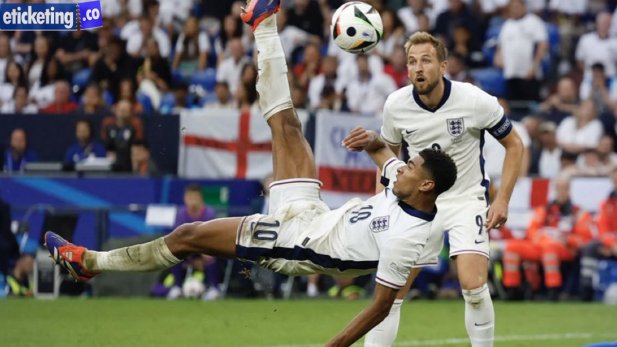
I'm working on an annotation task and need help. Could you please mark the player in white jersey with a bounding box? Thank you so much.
[43,3,458,345]
[364,32,524,347]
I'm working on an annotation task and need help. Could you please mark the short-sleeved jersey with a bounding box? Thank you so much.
[242,158,436,290]
[380,79,512,201]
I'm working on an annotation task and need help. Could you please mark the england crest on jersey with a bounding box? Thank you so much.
[447,118,465,137]
[369,216,390,233]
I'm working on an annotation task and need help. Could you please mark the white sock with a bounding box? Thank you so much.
[364,298,403,347]
[85,237,181,272]
[462,284,495,347]
[253,15,292,120]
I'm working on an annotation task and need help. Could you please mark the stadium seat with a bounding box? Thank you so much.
[72,68,92,92]
[470,67,506,98]
[482,21,503,64]
[190,68,217,93]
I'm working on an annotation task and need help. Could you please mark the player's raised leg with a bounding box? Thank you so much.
[45,217,243,281]
[242,0,317,182]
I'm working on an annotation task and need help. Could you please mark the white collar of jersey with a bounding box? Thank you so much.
[412,77,452,113]
[397,200,436,221]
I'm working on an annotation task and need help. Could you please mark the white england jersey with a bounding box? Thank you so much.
[380,79,512,201]
[237,158,436,290]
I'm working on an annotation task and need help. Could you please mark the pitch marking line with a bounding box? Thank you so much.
[247,332,616,347]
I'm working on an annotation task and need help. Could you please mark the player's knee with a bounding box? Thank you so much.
[462,284,490,308]
[459,276,487,291]
[169,222,201,250]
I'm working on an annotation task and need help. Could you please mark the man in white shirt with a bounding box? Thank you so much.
[345,54,397,117]
[44,3,458,345]
[366,31,524,347]
[576,12,617,101]
[494,0,548,101]
[215,38,250,95]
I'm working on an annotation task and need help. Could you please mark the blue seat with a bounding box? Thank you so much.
[190,68,217,93]
[72,68,92,91]
[471,67,506,98]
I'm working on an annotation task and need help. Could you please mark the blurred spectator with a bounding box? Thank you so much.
[89,37,137,102]
[0,33,11,84]
[0,60,27,105]
[205,81,235,109]
[119,78,145,114]
[40,80,79,114]
[54,30,98,75]
[294,42,322,90]
[286,0,324,39]
[3,128,38,173]
[384,45,410,87]
[127,16,171,59]
[345,54,396,117]
[539,76,579,125]
[136,38,173,110]
[597,135,617,168]
[77,84,111,117]
[277,8,317,63]
[213,14,245,63]
[216,38,249,94]
[63,119,106,168]
[556,99,604,154]
[120,0,161,40]
[503,175,594,300]
[131,139,159,176]
[433,0,478,48]
[586,63,617,117]
[30,57,67,109]
[161,83,193,115]
[99,0,142,20]
[375,8,406,61]
[158,0,193,32]
[27,36,51,87]
[579,167,617,301]
[396,0,429,36]
[575,12,617,101]
[548,0,588,16]
[531,121,562,178]
[308,55,340,110]
[100,100,144,172]
[0,85,38,114]
[150,184,220,299]
[574,149,611,177]
[494,0,548,102]
[235,81,258,114]
[445,51,472,83]
[449,23,484,68]
[172,16,210,78]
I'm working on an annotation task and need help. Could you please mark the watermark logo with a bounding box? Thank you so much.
[0,1,102,31]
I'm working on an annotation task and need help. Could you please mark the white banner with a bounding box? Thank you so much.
[314,110,383,207]
[178,108,308,179]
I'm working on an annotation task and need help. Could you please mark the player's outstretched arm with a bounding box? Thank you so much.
[342,127,396,170]
[325,283,398,346]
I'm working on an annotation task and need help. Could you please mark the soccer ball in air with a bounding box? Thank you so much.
[331,1,383,54]
[182,277,205,299]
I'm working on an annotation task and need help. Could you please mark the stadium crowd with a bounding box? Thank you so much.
[1,0,617,302]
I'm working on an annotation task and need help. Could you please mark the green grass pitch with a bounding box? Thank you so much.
[1,299,615,347]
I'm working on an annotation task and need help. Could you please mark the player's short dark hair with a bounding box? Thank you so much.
[418,148,457,195]
[185,183,202,194]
